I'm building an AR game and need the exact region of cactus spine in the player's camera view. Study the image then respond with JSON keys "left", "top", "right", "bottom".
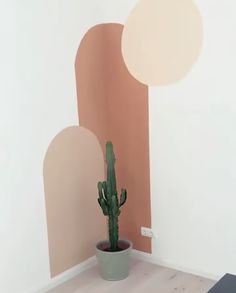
{"left": 97, "top": 141, "right": 127, "bottom": 252}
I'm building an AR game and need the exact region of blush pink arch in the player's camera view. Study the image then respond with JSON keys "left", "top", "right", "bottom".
{"left": 43, "top": 126, "right": 106, "bottom": 276}
{"left": 75, "top": 23, "right": 152, "bottom": 253}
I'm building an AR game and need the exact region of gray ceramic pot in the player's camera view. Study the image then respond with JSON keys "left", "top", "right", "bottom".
{"left": 96, "top": 239, "right": 132, "bottom": 281}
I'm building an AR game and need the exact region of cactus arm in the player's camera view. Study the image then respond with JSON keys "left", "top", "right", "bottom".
{"left": 98, "top": 181, "right": 108, "bottom": 204}
{"left": 98, "top": 198, "right": 108, "bottom": 216}
{"left": 97, "top": 182, "right": 103, "bottom": 199}
{"left": 119, "top": 189, "right": 127, "bottom": 207}
{"left": 102, "top": 181, "right": 108, "bottom": 201}
{"left": 97, "top": 182, "right": 108, "bottom": 215}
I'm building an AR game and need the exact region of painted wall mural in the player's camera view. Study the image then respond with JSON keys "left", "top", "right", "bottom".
{"left": 43, "top": 127, "right": 106, "bottom": 276}
{"left": 44, "top": 23, "right": 151, "bottom": 277}
{"left": 75, "top": 23, "right": 151, "bottom": 253}
{"left": 43, "top": 0, "right": 203, "bottom": 277}
{"left": 122, "top": 0, "right": 203, "bottom": 86}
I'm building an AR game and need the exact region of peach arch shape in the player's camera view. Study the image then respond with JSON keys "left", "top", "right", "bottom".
{"left": 43, "top": 126, "right": 106, "bottom": 277}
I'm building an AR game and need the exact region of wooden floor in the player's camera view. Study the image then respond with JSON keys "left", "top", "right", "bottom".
{"left": 48, "top": 259, "right": 216, "bottom": 293}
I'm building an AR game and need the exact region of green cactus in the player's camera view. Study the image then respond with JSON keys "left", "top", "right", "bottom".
{"left": 97, "top": 141, "right": 127, "bottom": 252}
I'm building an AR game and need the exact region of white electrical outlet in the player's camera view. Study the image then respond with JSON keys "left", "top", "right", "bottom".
{"left": 141, "top": 227, "right": 154, "bottom": 238}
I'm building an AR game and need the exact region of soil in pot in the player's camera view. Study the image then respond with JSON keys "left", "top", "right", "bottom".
{"left": 98, "top": 240, "right": 130, "bottom": 252}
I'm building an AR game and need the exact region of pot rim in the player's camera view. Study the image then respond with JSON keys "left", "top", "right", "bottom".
{"left": 96, "top": 239, "right": 132, "bottom": 254}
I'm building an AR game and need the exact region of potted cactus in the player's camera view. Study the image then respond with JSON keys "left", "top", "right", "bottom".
{"left": 96, "top": 141, "right": 132, "bottom": 281}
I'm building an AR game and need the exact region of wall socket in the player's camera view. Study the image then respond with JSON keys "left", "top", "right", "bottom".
{"left": 141, "top": 227, "right": 154, "bottom": 238}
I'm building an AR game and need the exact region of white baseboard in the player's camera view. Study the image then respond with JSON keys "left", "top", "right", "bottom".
{"left": 35, "top": 256, "right": 97, "bottom": 293}
{"left": 132, "top": 249, "right": 220, "bottom": 281}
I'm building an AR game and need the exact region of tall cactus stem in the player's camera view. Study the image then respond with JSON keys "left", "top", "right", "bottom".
{"left": 97, "top": 141, "right": 127, "bottom": 251}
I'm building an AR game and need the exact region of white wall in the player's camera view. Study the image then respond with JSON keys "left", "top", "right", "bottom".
{"left": 0, "top": 1, "right": 137, "bottom": 292}
{"left": 2, "top": 0, "right": 235, "bottom": 290}
{"left": 150, "top": 0, "right": 236, "bottom": 279}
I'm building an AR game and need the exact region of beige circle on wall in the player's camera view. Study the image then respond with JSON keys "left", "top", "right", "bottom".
{"left": 122, "top": 0, "right": 203, "bottom": 86}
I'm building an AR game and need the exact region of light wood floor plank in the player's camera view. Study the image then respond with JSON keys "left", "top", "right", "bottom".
{"left": 48, "top": 259, "right": 216, "bottom": 293}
